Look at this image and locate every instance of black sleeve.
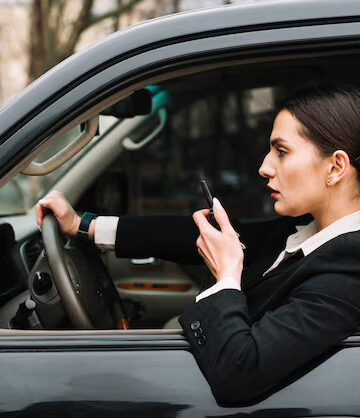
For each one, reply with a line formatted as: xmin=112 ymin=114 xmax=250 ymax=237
xmin=179 ymin=256 xmax=360 ymax=404
xmin=115 ymin=215 xmax=202 ymax=264
xmin=114 ymin=214 xmax=311 ymax=265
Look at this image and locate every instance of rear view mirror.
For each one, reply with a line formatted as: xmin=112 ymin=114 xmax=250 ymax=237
xmin=100 ymin=89 xmax=152 ymax=118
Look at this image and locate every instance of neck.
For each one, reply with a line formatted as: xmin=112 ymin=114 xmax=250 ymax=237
xmin=312 ymin=194 xmax=360 ymax=231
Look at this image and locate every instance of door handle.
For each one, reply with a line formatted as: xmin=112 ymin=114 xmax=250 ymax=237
xmin=22 ymin=116 xmax=99 ymax=175
xmin=122 ymin=108 xmax=167 ymax=151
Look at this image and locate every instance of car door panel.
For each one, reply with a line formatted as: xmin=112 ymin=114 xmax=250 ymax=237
xmin=102 ymin=252 xmax=199 ymax=327
xmin=0 ymin=336 xmax=359 ymax=416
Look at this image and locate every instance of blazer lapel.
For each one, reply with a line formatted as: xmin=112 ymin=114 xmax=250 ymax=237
xmin=242 ymin=248 xmax=304 ymax=292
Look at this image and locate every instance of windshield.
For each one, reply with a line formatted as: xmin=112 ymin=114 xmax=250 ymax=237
xmin=0 ymin=115 xmax=119 ymax=215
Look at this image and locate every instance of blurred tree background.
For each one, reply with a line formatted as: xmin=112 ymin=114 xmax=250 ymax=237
xmin=0 ymin=0 xmax=239 ymax=106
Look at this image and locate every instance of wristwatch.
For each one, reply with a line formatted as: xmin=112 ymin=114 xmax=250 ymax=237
xmin=77 ymin=212 xmax=97 ymax=237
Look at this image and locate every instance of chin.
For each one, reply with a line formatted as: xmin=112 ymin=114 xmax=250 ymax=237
xmin=274 ymin=206 xmax=287 ymax=216
xmin=274 ymin=202 xmax=306 ymax=218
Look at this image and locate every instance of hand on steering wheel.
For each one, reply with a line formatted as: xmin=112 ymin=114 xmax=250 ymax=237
xmin=36 ymin=191 xmax=129 ymax=330
xmin=36 ymin=190 xmax=81 ymax=235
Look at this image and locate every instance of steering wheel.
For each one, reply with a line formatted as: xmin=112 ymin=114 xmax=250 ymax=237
xmin=40 ymin=211 xmax=129 ymax=329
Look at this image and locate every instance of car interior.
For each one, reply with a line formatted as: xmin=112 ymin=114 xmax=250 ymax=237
xmin=0 ymin=49 xmax=359 ymax=332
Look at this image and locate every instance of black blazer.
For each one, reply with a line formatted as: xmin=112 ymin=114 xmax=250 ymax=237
xmin=115 ymin=214 xmax=360 ymax=404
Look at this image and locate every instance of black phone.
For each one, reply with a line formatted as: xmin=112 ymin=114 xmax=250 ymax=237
xmin=200 ymin=179 xmax=221 ymax=230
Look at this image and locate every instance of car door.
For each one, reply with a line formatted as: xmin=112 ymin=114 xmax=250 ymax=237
xmin=0 ymin=333 xmax=359 ymax=417
xmin=1 ymin=1 xmax=360 ymax=416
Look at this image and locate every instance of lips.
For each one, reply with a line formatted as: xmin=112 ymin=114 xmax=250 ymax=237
xmin=267 ymin=185 xmax=279 ymax=192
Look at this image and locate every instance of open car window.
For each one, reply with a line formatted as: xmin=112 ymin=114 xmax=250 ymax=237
xmin=67 ymin=51 xmax=360 ymax=330
xmin=72 ymin=81 xmax=288 ymax=329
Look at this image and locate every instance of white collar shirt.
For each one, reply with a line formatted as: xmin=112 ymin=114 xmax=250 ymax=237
xmin=263 ymin=209 xmax=360 ymax=277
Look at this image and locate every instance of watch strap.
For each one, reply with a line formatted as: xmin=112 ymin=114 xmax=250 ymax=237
xmin=78 ymin=212 xmax=97 ymax=236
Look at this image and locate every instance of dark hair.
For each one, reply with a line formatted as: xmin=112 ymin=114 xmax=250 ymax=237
xmin=282 ymin=84 xmax=360 ymax=185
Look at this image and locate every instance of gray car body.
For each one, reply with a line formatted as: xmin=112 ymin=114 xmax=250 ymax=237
xmin=0 ymin=1 xmax=360 ymax=416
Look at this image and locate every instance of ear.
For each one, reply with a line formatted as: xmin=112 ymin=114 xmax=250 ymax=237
xmin=328 ymin=150 xmax=350 ymax=184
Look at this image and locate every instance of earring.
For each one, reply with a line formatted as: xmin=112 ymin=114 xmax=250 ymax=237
xmin=327 ymin=179 xmax=331 ymax=186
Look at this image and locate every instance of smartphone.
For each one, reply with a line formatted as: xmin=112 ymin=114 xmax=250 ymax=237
xmin=200 ymin=179 xmax=246 ymax=249
xmin=200 ymin=179 xmax=221 ymax=230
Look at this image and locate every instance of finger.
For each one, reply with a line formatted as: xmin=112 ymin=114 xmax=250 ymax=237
xmin=212 ymin=198 xmax=234 ymax=234
xmin=48 ymin=189 xmax=63 ymax=199
xmin=196 ymin=209 xmax=209 ymax=216
xmin=192 ymin=209 xmax=211 ymax=231
xmin=38 ymin=198 xmax=53 ymax=212
xmin=35 ymin=203 xmax=43 ymax=230
xmin=36 ymin=197 xmax=56 ymax=229
xmin=38 ymin=194 xmax=64 ymax=218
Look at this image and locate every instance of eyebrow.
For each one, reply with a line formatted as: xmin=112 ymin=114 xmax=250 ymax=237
xmin=270 ymin=137 xmax=288 ymax=147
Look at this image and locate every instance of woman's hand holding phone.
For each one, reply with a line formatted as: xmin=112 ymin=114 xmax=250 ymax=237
xmin=193 ymin=198 xmax=245 ymax=284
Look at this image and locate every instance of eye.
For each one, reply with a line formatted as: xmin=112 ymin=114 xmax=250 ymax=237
xmin=278 ymin=149 xmax=286 ymax=158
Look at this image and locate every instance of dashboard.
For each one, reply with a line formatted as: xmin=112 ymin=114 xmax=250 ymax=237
xmin=0 ymin=223 xmax=26 ymax=301
xmin=0 ymin=214 xmax=43 ymax=326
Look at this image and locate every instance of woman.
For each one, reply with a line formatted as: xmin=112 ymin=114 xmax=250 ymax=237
xmin=36 ymin=85 xmax=360 ymax=404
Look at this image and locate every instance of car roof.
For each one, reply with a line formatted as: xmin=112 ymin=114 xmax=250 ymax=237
xmin=0 ymin=0 xmax=359 ymax=141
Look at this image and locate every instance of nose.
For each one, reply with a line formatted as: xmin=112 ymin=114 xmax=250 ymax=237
xmin=258 ymin=152 xmax=275 ymax=178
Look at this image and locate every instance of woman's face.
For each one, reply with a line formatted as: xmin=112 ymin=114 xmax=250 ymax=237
xmin=258 ymin=109 xmax=327 ymax=217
